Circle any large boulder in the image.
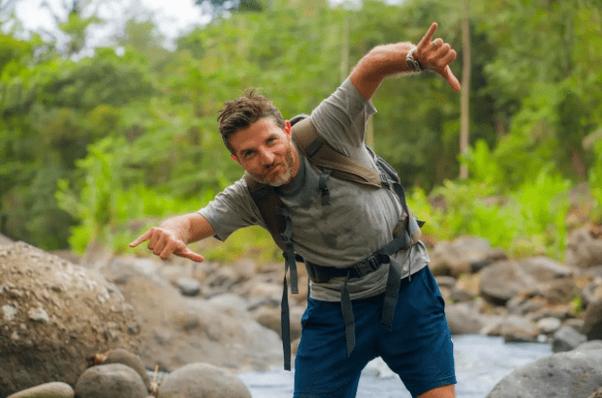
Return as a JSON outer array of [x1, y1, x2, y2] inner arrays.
[[486, 348, 602, 398], [567, 226, 602, 268], [430, 236, 507, 277], [159, 363, 251, 398], [0, 242, 139, 397], [102, 257, 281, 372]]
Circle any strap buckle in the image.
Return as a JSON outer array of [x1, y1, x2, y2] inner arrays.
[[353, 254, 387, 277]]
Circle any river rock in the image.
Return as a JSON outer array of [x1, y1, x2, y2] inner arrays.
[[584, 299, 602, 340], [583, 279, 602, 307], [567, 226, 602, 268], [252, 305, 304, 341], [101, 258, 281, 371], [0, 242, 139, 397], [430, 236, 507, 276], [486, 348, 602, 398], [445, 302, 485, 334], [484, 315, 539, 342], [159, 362, 251, 398], [537, 317, 561, 334], [575, 340, 602, 352], [517, 256, 572, 281], [175, 276, 201, 297], [479, 261, 534, 305], [552, 325, 587, 352], [7, 382, 74, 398], [75, 364, 148, 398], [97, 348, 150, 389]]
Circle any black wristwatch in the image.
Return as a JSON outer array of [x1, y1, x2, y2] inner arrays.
[[406, 46, 423, 72]]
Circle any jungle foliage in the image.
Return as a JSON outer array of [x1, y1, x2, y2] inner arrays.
[[1, 0, 600, 260]]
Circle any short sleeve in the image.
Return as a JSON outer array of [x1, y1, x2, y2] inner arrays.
[[310, 78, 377, 156], [198, 178, 264, 241]]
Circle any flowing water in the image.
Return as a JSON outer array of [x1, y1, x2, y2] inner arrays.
[[239, 335, 552, 398]]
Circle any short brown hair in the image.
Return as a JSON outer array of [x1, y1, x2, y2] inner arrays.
[[217, 89, 284, 153]]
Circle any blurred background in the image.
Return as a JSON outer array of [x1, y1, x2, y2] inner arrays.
[[1, 0, 601, 262]]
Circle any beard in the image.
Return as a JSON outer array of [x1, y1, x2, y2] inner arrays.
[[251, 145, 295, 187]]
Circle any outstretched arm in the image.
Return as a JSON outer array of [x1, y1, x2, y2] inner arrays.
[[129, 212, 214, 262], [350, 22, 460, 100]]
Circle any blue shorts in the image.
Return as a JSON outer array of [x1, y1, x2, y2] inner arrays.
[[293, 266, 456, 398]]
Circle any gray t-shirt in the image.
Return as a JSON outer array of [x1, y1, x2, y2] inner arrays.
[[199, 79, 429, 301]]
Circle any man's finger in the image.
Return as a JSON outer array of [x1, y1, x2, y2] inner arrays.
[[178, 247, 205, 263], [440, 65, 461, 92], [417, 22, 438, 49], [159, 240, 178, 260], [129, 230, 151, 247]]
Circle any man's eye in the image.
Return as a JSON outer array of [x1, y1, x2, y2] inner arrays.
[[243, 151, 254, 159], [267, 137, 277, 145]]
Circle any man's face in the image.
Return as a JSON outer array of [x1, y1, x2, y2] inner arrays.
[[229, 117, 298, 187]]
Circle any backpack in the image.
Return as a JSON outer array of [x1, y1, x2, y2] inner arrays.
[[243, 115, 423, 370]]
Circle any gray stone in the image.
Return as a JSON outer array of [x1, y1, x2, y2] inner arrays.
[[7, 382, 74, 398], [159, 362, 251, 398], [583, 279, 602, 307], [479, 261, 533, 305], [575, 340, 602, 352], [484, 315, 539, 342], [0, 242, 139, 397], [584, 300, 602, 340], [486, 349, 602, 398], [75, 364, 147, 398], [566, 226, 602, 268], [430, 236, 507, 277], [175, 277, 201, 297], [518, 256, 572, 281], [537, 317, 561, 334], [100, 259, 280, 372], [552, 326, 587, 352], [98, 348, 150, 389], [445, 303, 485, 334]]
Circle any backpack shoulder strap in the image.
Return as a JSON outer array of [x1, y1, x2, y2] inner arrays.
[[292, 117, 382, 188], [244, 174, 287, 252]]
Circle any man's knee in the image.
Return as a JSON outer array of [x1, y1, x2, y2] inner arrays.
[[417, 384, 455, 398]]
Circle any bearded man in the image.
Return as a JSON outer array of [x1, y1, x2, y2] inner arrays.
[[131, 22, 460, 398]]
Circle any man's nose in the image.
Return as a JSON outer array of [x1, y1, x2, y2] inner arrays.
[[258, 148, 275, 166]]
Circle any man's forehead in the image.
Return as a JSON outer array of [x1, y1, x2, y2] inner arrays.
[[230, 118, 286, 152]]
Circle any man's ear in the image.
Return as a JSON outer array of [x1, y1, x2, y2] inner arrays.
[[283, 120, 292, 137], [231, 153, 239, 162]]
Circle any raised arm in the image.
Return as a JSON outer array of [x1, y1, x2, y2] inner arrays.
[[129, 212, 214, 262], [350, 22, 460, 100]]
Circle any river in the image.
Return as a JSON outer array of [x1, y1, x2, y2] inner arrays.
[[239, 334, 552, 398]]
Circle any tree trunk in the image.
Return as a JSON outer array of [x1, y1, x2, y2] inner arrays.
[[459, 0, 471, 179]]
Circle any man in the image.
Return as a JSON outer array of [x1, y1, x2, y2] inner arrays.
[[130, 22, 460, 398]]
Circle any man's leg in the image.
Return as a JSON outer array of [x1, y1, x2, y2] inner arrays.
[[418, 384, 455, 398], [378, 266, 456, 398], [293, 296, 378, 398]]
